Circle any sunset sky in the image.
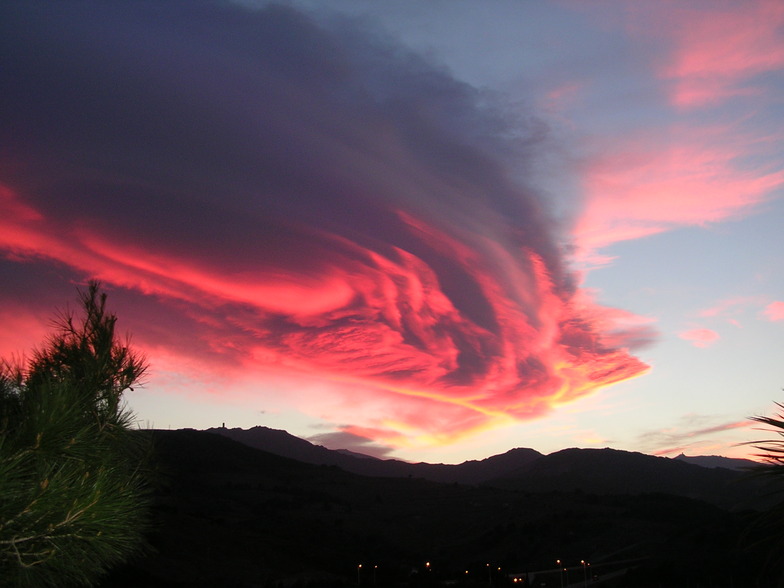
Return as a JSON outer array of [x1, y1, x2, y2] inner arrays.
[[2, 0, 782, 463]]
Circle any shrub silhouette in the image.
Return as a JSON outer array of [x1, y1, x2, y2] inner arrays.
[[0, 282, 150, 587], [745, 402, 784, 583]]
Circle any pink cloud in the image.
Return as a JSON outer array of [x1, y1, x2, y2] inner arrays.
[[0, 0, 691, 454], [667, 1, 784, 108], [678, 328, 720, 348], [764, 301, 784, 322], [623, 0, 784, 109], [567, 2, 784, 264], [572, 125, 784, 260]]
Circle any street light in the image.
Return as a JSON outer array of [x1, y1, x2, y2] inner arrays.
[[581, 560, 589, 587], [556, 560, 564, 588], [357, 564, 362, 586]]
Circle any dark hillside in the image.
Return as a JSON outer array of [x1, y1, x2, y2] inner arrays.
[[209, 427, 772, 510], [99, 429, 778, 587], [489, 447, 771, 511], [675, 452, 759, 470]]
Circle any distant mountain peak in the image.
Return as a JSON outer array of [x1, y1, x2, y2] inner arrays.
[[674, 453, 758, 471]]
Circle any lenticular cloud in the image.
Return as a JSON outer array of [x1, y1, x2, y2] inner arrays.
[[0, 1, 651, 448]]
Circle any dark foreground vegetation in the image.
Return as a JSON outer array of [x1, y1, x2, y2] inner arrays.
[[0, 283, 150, 587], [99, 428, 781, 588]]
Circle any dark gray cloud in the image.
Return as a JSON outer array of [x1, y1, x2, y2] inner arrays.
[[0, 1, 651, 445]]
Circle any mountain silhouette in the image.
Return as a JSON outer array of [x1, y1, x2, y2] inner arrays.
[[487, 447, 767, 511], [208, 426, 544, 483], [674, 452, 758, 470], [207, 426, 766, 510], [99, 428, 778, 587]]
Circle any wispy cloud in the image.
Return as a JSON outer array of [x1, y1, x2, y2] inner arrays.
[[565, 1, 784, 265], [639, 416, 752, 457], [654, 0, 784, 109], [698, 296, 764, 319], [573, 124, 784, 260]]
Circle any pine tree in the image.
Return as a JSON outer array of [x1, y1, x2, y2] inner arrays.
[[0, 282, 151, 587]]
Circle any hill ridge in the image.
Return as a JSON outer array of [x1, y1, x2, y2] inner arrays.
[[203, 426, 766, 509]]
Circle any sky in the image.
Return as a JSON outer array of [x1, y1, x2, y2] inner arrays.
[[1, 0, 782, 464]]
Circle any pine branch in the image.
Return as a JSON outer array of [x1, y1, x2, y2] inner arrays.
[[1, 282, 152, 587]]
